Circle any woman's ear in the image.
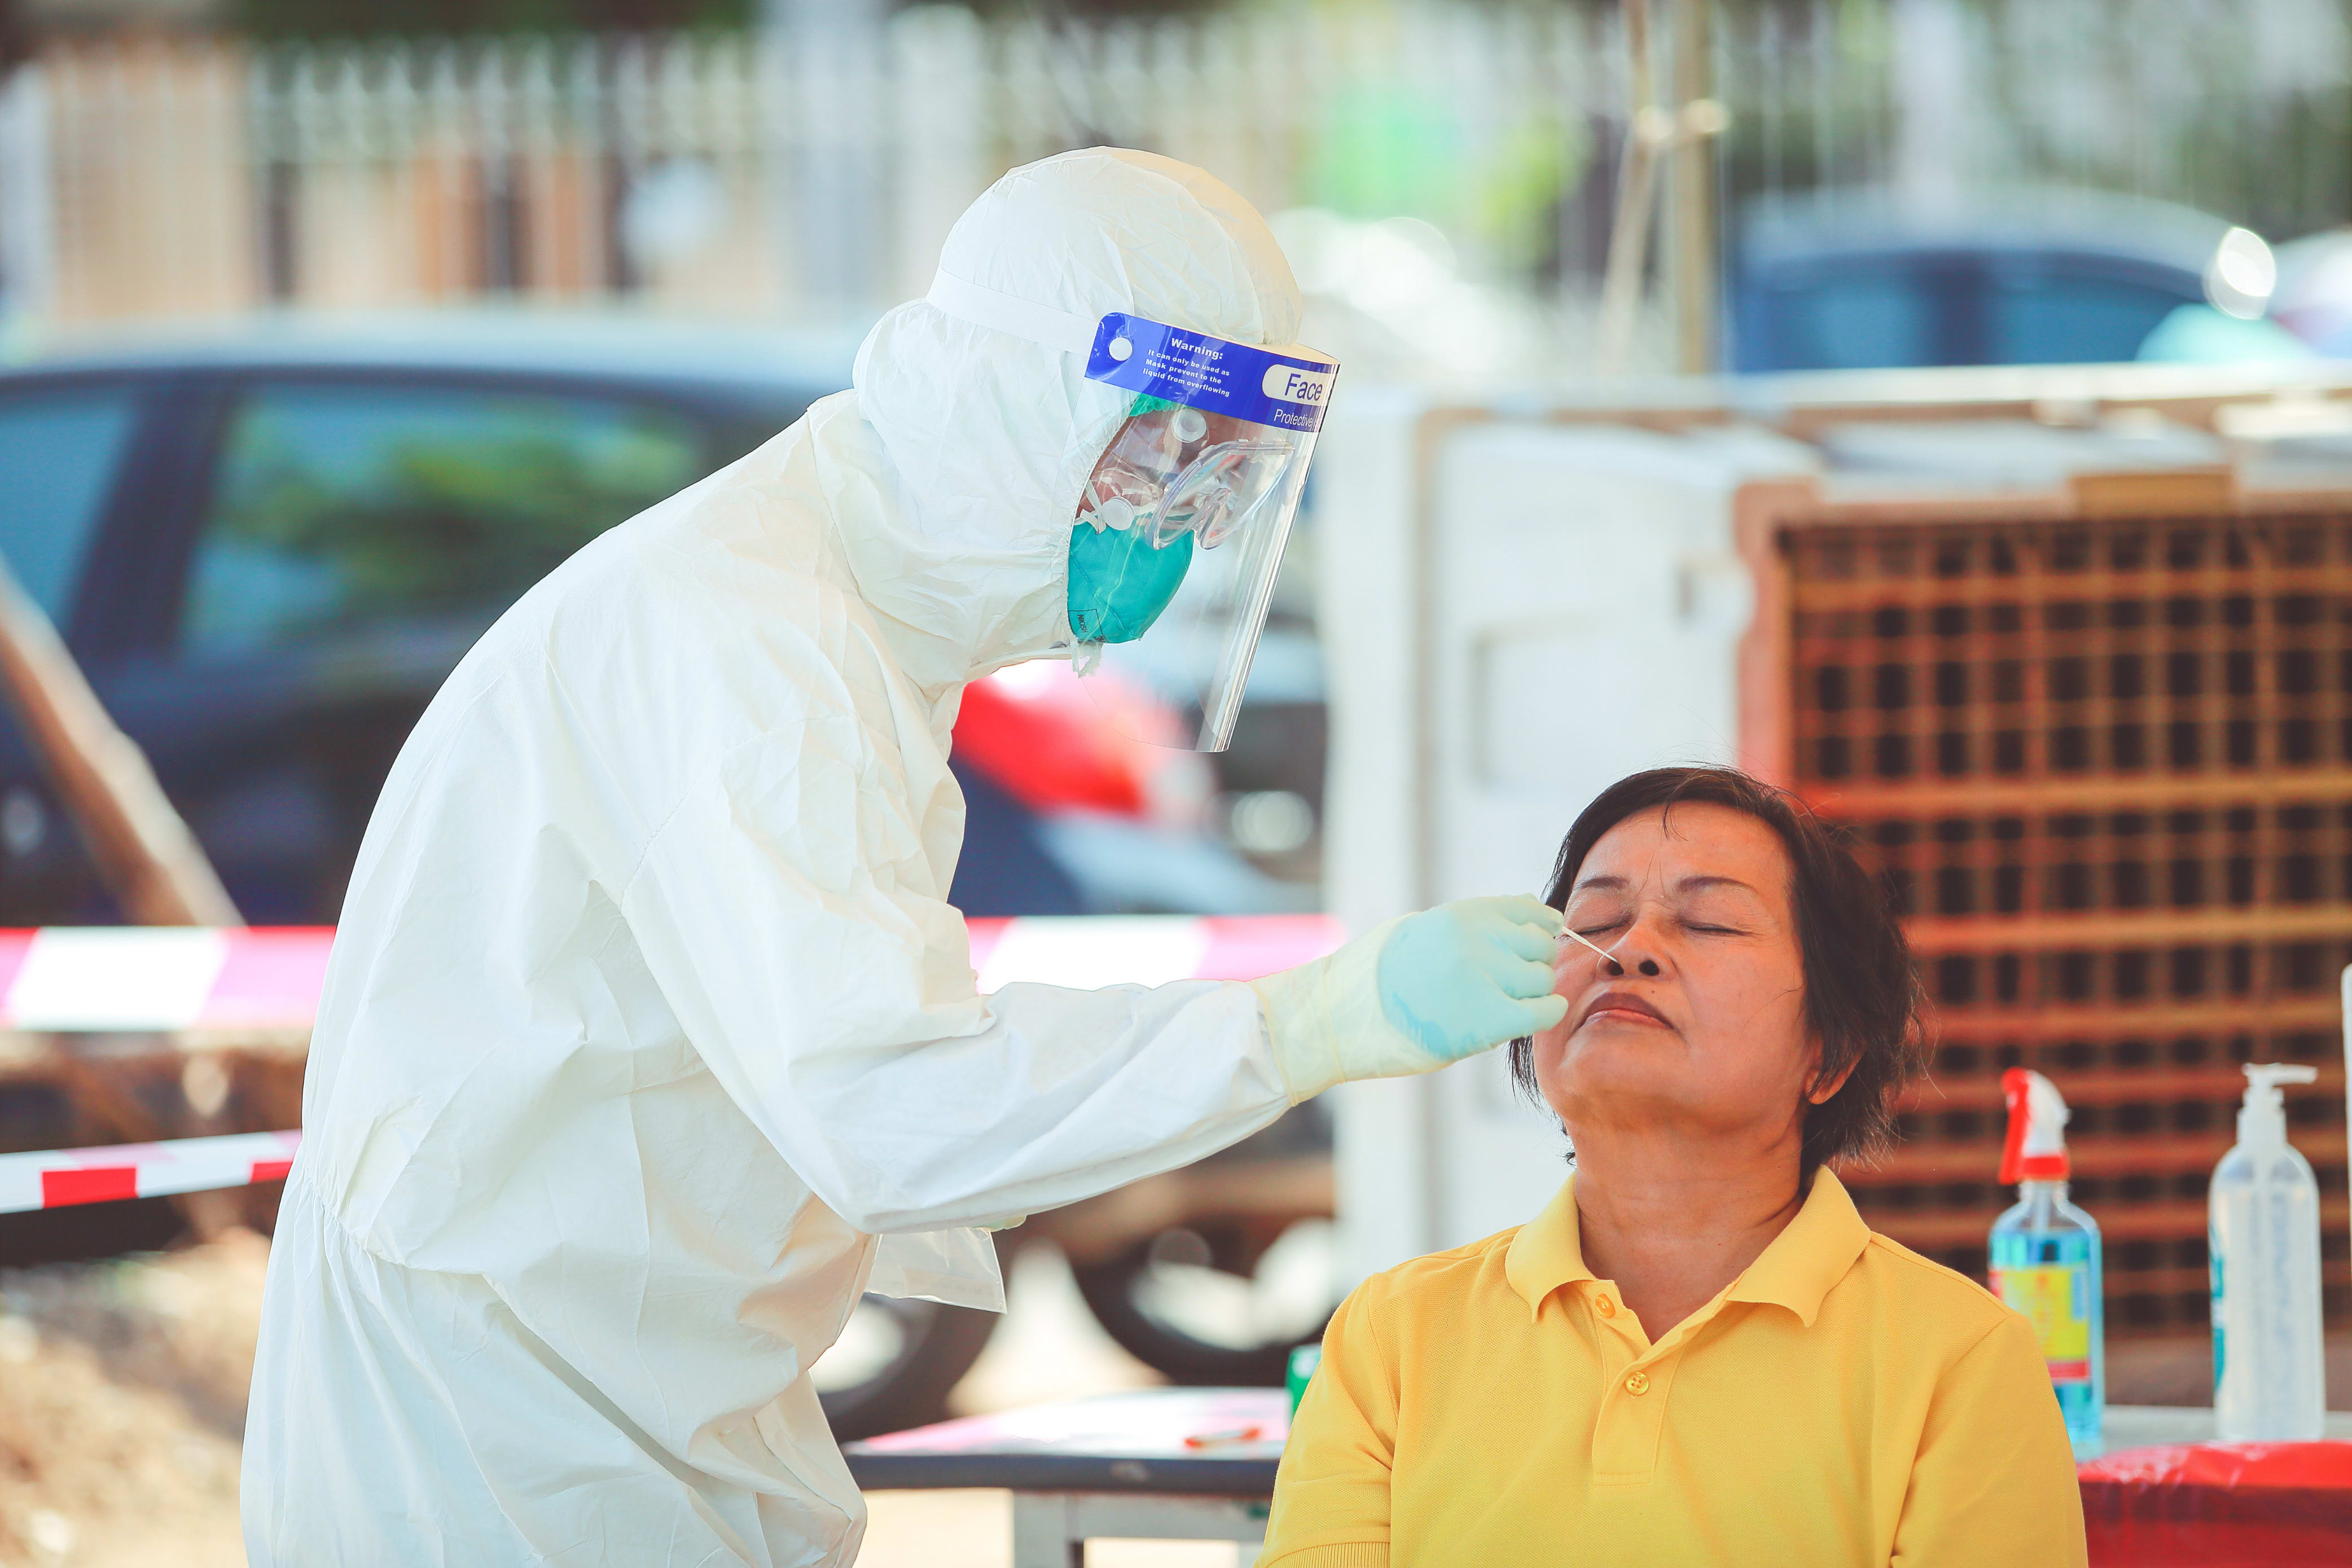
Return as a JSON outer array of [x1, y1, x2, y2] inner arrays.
[[1805, 1045, 1858, 1106]]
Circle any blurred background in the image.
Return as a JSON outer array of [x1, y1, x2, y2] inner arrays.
[[2, 1, 2352, 1563], [11, 0, 2352, 368], [10, 0, 2352, 925]]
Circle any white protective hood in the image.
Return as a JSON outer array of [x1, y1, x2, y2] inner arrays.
[[847, 147, 1302, 708], [242, 150, 1309, 1568]]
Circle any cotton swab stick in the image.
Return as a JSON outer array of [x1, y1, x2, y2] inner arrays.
[[1561, 927, 1621, 969]]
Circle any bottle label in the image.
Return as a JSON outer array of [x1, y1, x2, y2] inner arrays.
[[1990, 1264, 2093, 1383], [2209, 1223, 2227, 1398]]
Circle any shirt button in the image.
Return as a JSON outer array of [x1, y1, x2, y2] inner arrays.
[[1595, 1295, 1616, 1317], [1624, 1371, 1651, 1396]]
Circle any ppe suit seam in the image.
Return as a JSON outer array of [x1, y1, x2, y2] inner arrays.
[[282, 1162, 418, 1275], [616, 787, 697, 912], [1249, 973, 1318, 1105], [1238, 979, 1301, 1107]]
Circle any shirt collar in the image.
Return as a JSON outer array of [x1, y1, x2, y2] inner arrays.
[[1504, 1175, 1594, 1316], [1722, 1168, 1871, 1327], [1504, 1167, 1871, 1329]]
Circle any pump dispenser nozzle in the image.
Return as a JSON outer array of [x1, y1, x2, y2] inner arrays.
[[1999, 1068, 2072, 1184], [2238, 1061, 2320, 1148]]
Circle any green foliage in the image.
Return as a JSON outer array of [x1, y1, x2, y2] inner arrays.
[[1303, 79, 1585, 277], [1307, 84, 1464, 224], [1475, 116, 1589, 279]]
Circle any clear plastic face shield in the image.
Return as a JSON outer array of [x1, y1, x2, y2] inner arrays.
[[1063, 314, 1337, 750], [920, 270, 1339, 753]]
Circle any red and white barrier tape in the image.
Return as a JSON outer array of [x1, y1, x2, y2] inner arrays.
[[0, 916, 1346, 1033], [0, 926, 334, 1032], [0, 1130, 301, 1215]]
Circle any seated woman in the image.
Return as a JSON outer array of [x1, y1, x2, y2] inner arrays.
[[1260, 766, 2085, 1567]]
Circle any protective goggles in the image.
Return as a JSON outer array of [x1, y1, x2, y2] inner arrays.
[[925, 270, 1339, 751]]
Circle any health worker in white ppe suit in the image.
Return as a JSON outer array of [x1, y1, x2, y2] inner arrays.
[[241, 147, 1568, 1568]]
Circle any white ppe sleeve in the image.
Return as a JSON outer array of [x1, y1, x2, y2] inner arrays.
[[618, 741, 1293, 1237]]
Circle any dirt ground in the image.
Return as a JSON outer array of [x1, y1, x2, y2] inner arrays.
[[1, 1228, 2344, 1568], [0, 1230, 262, 1568]]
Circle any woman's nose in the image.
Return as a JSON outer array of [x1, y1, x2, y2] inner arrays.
[[1607, 919, 1666, 978]]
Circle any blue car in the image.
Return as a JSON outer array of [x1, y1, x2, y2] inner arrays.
[[0, 315, 860, 924], [1730, 187, 2275, 372]]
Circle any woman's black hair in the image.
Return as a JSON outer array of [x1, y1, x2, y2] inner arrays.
[[1510, 765, 1928, 1177]]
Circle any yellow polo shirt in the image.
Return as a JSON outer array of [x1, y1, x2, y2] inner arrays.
[[1259, 1170, 2086, 1567]]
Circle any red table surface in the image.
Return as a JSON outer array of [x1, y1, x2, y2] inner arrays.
[[2081, 1442, 2352, 1567]]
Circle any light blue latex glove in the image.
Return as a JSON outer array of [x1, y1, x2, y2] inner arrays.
[[1375, 895, 1570, 1061], [1249, 895, 1570, 1102]]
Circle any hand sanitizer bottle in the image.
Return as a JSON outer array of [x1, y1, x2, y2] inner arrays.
[[1989, 1068, 2104, 1458], [2210, 1062, 2326, 1442]]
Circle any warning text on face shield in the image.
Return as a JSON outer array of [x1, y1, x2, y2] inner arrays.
[[1086, 311, 1337, 434], [1141, 341, 1234, 401]]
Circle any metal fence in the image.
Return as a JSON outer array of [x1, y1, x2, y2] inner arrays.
[[1, 0, 2350, 335], [1731, 0, 2352, 244]]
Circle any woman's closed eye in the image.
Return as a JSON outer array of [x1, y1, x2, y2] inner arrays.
[[1679, 917, 1751, 936], [1673, 882, 1772, 937]]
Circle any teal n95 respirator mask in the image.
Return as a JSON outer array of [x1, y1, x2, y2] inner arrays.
[[925, 270, 1339, 752]]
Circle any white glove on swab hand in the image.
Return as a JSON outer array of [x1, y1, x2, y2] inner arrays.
[[1250, 895, 1570, 1104]]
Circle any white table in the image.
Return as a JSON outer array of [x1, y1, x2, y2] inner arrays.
[[846, 1387, 1284, 1567], [845, 1391, 2352, 1567]]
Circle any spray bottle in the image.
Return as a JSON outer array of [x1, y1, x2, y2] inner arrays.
[[2210, 1062, 2325, 1441], [1989, 1068, 2105, 1457]]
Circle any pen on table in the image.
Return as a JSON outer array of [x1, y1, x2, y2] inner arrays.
[[1183, 1425, 1268, 1449]]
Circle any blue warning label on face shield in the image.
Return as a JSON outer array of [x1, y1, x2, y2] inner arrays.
[[1084, 314, 1337, 433]]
